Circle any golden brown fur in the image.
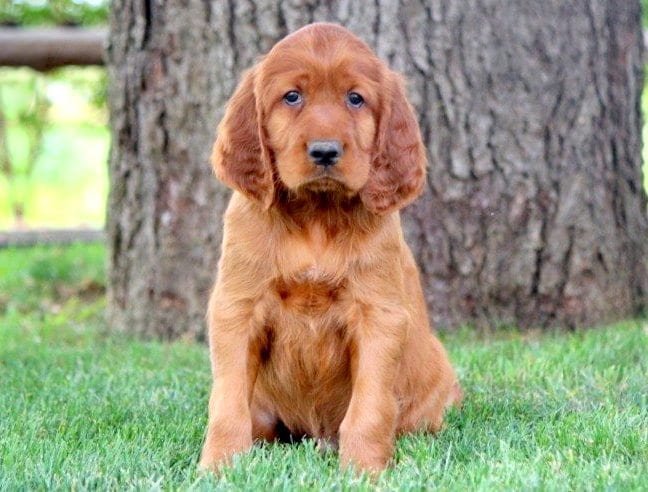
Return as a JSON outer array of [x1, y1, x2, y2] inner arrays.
[[199, 23, 461, 474]]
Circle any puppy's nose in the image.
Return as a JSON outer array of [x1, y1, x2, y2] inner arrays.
[[307, 140, 343, 167]]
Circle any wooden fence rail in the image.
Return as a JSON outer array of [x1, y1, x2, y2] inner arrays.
[[0, 27, 647, 72], [0, 228, 104, 248], [0, 27, 106, 71]]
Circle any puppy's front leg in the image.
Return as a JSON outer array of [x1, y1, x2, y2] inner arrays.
[[198, 298, 260, 471], [339, 304, 406, 473]]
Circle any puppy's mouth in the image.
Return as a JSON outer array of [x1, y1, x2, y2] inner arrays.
[[300, 175, 350, 194]]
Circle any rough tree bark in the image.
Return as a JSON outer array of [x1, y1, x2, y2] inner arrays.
[[107, 0, 647, 339]]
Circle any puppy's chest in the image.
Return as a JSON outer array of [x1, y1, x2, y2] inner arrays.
[[270, 229, 353, 316], [272, 268, 346, 315]]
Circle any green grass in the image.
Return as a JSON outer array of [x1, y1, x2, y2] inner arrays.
[[0, 245, 647, 490], [0, 242, 105, 314]]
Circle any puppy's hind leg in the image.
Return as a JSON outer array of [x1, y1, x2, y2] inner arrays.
[[397, 336, 463, 435], [403, 381, 462, 435]]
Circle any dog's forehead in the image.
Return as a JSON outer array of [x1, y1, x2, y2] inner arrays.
[[269, 24, 377, 65], [261, 25, 383, 87], [274, 23, 370, 54], [263, 54, 381, 85]]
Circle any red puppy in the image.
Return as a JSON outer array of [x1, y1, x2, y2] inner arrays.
[[199, 22, 461, 474]]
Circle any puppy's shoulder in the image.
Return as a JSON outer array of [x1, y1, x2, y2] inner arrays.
[[221, 192, 273, 252]]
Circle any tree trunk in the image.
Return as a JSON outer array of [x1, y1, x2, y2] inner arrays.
[[401, 1, 648, 329], [107, 0, 647, 339], [106, 1, 230, 339]]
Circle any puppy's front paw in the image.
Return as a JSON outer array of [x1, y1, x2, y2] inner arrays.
[[339, 431, 392, 475], [198, 425, 253, 472]]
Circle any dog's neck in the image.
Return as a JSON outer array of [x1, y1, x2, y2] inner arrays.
[[270, 187, 381, 239]]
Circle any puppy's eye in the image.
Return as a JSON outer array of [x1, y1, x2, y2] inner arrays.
[[347, 92, 364, 108], [283, 91, 302, 106]]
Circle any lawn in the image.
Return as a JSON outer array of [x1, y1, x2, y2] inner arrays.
[[0, 244, 646, 490]]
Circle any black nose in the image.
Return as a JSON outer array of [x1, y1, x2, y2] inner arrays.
[[307, 140, 343, 167]]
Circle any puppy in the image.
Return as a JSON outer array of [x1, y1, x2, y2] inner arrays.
[[199, 22, 461, 474]]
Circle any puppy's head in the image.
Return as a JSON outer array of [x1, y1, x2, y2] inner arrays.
[[212, 23, 426, 215]]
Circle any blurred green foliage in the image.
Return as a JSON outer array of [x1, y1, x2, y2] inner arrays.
[[0, 0, 108, 27], [0, 72, 48, 224], [0, 67, 109, 228]]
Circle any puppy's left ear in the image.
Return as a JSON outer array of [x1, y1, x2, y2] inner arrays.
[[360, 72, 426, 215]]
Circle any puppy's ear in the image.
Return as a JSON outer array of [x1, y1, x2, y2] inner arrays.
[[211, 67, 274, 209], [360, 72, 426, 215]]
